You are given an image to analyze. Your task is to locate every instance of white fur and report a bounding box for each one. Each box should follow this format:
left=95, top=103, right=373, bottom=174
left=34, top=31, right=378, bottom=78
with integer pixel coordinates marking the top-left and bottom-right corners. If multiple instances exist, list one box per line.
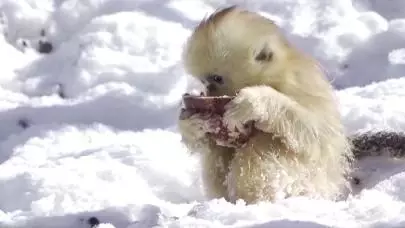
left=178, top=6, right=353, bottom=204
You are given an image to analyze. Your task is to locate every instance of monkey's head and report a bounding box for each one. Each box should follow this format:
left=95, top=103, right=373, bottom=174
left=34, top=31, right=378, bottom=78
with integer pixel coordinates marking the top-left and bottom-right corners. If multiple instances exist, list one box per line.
left=182, top=6, right=299, bottom=96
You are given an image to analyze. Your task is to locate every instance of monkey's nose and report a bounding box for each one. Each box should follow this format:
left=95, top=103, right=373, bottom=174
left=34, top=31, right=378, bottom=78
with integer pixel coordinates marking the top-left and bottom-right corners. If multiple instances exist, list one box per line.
left=206, top=83, right=217, bottom=93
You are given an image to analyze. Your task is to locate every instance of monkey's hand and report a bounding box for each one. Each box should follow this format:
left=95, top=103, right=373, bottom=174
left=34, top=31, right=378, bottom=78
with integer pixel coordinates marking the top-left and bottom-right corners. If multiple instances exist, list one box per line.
left=222, top=89, right=259, bottom=134
left=178, top=110, right=212, bottom=152
left=223, top=85, right=319, bottom=152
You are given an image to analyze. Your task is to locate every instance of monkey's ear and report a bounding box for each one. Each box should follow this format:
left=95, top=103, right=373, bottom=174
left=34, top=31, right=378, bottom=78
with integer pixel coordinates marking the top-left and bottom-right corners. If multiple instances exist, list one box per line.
left=255, top=45, right=273, bottom=62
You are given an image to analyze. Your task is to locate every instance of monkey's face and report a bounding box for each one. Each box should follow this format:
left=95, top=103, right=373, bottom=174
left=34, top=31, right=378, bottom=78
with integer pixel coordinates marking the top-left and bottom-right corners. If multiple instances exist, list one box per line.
left=182, top=9, right=292, bottom=96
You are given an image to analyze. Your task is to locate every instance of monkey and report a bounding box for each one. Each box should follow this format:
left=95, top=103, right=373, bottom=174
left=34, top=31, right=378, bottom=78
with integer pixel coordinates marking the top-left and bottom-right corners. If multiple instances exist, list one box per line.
left=177, top=6, right=405, bottom=204
left=177, top=6, right=353, bottom=204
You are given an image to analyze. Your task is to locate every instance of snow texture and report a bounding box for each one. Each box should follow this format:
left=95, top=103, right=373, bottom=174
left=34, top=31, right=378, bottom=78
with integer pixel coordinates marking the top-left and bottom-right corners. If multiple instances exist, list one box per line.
left=0, top=0, right=404, bottom=227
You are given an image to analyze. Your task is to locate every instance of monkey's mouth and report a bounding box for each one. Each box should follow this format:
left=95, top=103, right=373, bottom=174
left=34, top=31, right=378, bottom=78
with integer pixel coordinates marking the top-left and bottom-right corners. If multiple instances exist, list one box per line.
left=204, top=84, right=225, bottom=97
left=206, top=84, right=217, bottom=95
left=204, top=85, right=238, bottom=97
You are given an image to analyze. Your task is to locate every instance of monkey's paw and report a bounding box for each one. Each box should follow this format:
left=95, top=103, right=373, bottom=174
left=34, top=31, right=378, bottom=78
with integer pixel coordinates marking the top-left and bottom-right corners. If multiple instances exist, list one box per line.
left=223, top=88, right=260, bottom=134
left=178, top=111, right=211, bottom=144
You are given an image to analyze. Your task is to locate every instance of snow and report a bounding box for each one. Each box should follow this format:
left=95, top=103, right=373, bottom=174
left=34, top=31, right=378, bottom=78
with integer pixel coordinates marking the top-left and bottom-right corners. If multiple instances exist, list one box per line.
left=0, top=0, right=404, bottom=227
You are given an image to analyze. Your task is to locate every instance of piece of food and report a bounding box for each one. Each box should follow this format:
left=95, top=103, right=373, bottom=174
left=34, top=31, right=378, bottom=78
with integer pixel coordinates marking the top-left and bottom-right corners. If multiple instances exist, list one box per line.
left=180, top=94, right=255, bottom=148
left=182, top=94, right=234, bottom=114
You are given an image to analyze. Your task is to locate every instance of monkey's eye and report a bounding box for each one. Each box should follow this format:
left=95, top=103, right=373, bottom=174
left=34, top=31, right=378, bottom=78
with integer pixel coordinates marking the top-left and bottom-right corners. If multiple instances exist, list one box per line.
left=207, top=74, right=224, bottom=84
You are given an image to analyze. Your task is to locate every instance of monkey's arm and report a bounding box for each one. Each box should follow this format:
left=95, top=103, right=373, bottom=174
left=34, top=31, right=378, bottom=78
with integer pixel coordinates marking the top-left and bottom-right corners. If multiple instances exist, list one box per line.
left=223, top=85, right=321, bottom=152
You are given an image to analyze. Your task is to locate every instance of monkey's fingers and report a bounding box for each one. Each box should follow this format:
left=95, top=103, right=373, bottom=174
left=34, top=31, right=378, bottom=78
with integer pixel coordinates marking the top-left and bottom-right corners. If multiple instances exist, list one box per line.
left=179, top=108, right=214, bottom=120
left=179, top=108, right=194, bottom=120
left=205, top=116, right=254, bottom=148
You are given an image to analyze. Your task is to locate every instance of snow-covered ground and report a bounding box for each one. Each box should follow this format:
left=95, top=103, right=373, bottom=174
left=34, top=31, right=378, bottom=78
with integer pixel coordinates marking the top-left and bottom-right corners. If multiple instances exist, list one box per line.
left=0, top=0, right=405, bottom=227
